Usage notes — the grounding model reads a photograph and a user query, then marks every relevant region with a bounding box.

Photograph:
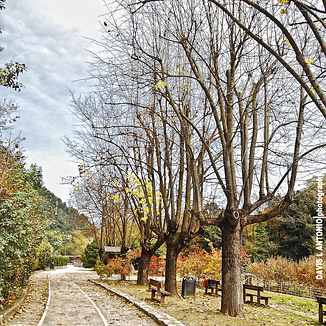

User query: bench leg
[319,302,323,324]
[160,294,165,304]
[245,294,254,304]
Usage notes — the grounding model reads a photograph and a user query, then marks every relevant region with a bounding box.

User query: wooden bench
[243,284,271,306]
[317,296,326,324]
[203,279,222,296]
[146,279,171,303]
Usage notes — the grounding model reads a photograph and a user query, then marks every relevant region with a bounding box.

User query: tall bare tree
[67,0,325,317]
[107,0,326,316]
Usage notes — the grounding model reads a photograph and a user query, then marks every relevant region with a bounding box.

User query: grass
[267,292,319,315]
[100,280,321,326]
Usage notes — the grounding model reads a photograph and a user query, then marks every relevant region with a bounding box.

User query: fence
[244,274,326,299]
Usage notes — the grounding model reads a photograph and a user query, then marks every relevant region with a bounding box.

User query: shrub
[105,256,130,276]
[95,261,107,279]
[37,241,53,270]
[177,241,250,280]
[177,245,212,280]
[149,254,166,276]
[50,255,69,266]
[246,255,326,288]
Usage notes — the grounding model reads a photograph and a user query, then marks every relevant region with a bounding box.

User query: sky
[0,0,107,202]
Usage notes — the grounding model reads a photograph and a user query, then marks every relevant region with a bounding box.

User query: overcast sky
[0,0,107,202]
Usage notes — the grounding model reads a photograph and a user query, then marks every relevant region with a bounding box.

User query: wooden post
[319,300,323,324]
[257,288,261,306]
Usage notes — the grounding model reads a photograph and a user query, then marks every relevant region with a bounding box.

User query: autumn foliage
[246,255,326,288]
[95,257,130,279]
[96,241,251,281]
[177,242,250,280]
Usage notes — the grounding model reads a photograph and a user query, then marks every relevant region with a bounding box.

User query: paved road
[5,266,157,326]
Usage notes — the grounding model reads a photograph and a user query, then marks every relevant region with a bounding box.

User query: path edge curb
[37,273,51,326]
[0,284,29,323]
[88,279,185,326]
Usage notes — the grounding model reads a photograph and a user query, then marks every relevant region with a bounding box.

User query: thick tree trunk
[221,211,243,317]
[137,246,152,285]
[165,236,181,296]
[137,236,165,285]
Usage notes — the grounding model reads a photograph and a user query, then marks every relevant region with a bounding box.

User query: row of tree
[66,0,326,317]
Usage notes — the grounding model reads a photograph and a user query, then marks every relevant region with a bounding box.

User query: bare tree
[67,0,325,317]
[105,0,326,316]
[208,0,326,120]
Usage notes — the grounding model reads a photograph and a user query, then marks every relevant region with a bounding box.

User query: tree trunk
[221,210,243,317]
[137,246,152,285]
[165,236,181,296]
[99,247,106,264]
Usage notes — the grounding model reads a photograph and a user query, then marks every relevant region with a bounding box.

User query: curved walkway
[3,266,170,326]
[38,270,107,326]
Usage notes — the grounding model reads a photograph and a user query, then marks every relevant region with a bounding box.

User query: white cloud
[0,0,105,201]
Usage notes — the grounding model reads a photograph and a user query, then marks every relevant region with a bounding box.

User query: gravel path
[72,279,158,326]
[3,266,158,326]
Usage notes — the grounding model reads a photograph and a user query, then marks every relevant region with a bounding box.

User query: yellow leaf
[280,8,287,14]
[305,58,314,64]
[307,86,316,97]
[183,83,188,89]
[282,39,291,47]
[180,70,184,74]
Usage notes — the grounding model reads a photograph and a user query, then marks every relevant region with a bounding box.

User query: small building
[74,254,83,267]
[104,246,122,259]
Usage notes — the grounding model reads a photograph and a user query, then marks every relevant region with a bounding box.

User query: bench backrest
[243,284,263,291]
[148,279,161,290]
[317,296,326,304]
[208,279,220,286]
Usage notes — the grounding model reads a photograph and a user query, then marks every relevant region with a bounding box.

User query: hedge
[50,255,69,266]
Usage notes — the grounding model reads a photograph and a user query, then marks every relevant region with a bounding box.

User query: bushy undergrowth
[95,242,251,281]
[177,242,250,280]
[95,256,130,279]
[246,255,326,288]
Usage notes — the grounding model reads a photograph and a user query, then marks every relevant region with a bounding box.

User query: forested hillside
[0,143,87,304]
[41,187,89,257]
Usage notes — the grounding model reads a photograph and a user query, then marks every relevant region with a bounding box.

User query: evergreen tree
[82,240,99,268]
